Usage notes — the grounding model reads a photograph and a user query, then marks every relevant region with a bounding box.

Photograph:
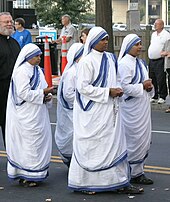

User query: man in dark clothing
[0,12,20,147]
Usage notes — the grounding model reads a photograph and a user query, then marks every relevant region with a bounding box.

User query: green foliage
[31,0,93,28]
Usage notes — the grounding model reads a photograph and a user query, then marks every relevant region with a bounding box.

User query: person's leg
[149,60,158,99]
[156,59,168,100]
[0,80,10,147]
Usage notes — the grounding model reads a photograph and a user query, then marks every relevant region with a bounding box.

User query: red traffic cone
[44,36,53,87]
[61,36,68,74]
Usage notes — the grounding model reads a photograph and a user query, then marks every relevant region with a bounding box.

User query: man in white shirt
[148,19,170,104]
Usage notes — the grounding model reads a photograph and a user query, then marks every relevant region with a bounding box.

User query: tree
[95,0,114,52]
[31,0,92,28]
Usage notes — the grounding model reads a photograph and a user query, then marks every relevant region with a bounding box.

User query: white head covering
[64,42,84,73]
[83,26,108,56]
[118,34,141,62]
[12,43,42,76]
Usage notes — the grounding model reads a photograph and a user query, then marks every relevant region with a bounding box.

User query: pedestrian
[5,43,54,187]
[54,14,76,50]
[55,42,84,167]
[161,39,170,112]
[79,28,90,44]
[148,19,170,104]
[118,33,154,185]
[0,12,20,147]
[68,27,143,194]
[12,17,32,48]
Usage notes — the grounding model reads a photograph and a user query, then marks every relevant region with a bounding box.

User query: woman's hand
[143,79,153,92]
[43,86,54,95]
[109,88,123,98]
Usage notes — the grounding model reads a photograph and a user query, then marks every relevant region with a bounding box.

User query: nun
[117,34,154,185]
[6,43,53,187]
[68,27,143,194]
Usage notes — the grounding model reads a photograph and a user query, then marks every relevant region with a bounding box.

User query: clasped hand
[43,86,54,103]
[109,88,123,98]
[143,79,153,92]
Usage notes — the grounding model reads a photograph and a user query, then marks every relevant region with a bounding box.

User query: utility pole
[0,0,7,12]
[95,0,114,52]
[126,0,140,30]
[0,0,14,13]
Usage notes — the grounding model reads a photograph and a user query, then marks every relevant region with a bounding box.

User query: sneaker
[157,98,165,104]
[150,98,157,103]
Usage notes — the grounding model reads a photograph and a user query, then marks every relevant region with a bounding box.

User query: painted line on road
[144,169,170,175]
[1,150,170,175]
[152,130,170,134]
[0,150,62,163]
[145,165,170,171]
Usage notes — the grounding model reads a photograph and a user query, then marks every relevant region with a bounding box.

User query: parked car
[112,23,126,31]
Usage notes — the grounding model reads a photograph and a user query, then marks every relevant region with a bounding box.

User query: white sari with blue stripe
[6,44,52,182]
[55,43,84,164]
[68,28,129,192]
[118,34,154,178]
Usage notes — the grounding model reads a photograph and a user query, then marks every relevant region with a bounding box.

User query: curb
[151,103,168,111]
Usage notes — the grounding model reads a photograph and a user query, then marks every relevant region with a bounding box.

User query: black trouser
[149,58,168,100]
[0,79,10,147]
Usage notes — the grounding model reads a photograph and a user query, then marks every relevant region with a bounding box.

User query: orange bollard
[44,36,52,87]
[61,36,68,74]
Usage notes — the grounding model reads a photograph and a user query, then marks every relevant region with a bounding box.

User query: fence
[113,27,152,64]
[29,27,153,75]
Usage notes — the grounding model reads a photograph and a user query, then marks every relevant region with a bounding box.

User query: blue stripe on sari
[74,46,84,62]
[124,37,141,56]
[76,52,109,111]
[74,151,128,172]
[87,31,108,55]
[68,180,130,193]
[8,156,49,173]
[60,81,73,110]
[110,53,118,74]
[125,58,145,102]
[26,49,42,61]
[12,65,40,106]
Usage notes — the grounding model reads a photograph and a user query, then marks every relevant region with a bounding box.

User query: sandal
[74,190,96,195]
[19,179,38,187]
[117,184,144,194]
[130,174,153,185]
[81,191,96,195]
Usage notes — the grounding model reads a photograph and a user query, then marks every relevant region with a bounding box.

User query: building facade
[13,0,32,8]
[113,0,169,25]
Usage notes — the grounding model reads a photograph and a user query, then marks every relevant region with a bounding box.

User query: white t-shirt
[148,29,170,59]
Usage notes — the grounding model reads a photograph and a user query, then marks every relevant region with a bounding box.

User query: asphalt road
[0,104,170,202]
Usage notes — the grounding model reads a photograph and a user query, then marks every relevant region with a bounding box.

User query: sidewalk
[151,102,168,111]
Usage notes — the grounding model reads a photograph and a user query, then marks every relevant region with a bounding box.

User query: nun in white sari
[6,43,53,187]
[55,43,84,167]
[118,34,154,185]
[68,27,144,194]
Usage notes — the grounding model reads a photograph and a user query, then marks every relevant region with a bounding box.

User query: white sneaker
[157,98,165,104]
[150,98,157,103]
